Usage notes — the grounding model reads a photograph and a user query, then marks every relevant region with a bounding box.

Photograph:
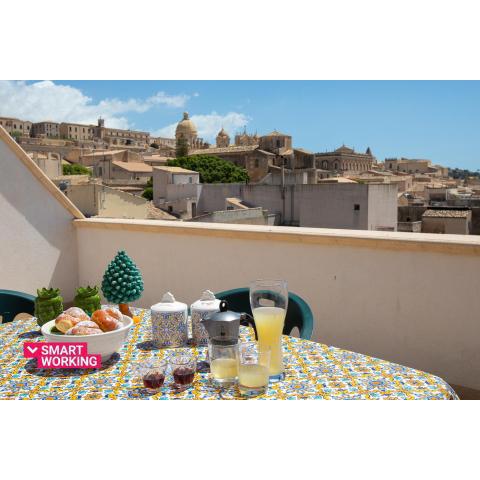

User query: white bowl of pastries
[41,307,133,361]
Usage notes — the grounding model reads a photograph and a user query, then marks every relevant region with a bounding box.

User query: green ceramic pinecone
[74,285,101,316]
[101,250,144,305]
[34,288,64,327]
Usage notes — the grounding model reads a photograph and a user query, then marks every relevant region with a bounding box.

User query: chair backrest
[0,290,36,324]
[215,288,314,340]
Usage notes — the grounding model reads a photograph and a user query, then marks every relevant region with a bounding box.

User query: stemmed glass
[249,279,288,382]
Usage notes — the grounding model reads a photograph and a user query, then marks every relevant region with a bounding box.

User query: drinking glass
[249,279,288,382]
[133,359,167,392]
[208,337,239,385]
[170,352,196,390]
[238,342,270,397]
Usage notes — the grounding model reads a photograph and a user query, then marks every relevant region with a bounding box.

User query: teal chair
[0,290,35,324]
[215,288,314,340]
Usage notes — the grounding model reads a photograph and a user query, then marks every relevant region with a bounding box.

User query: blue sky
[1,80,479,169]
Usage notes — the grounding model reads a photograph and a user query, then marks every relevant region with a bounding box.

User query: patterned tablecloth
[0,308,458,400]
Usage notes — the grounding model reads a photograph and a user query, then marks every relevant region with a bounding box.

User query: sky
[0,80,479,169]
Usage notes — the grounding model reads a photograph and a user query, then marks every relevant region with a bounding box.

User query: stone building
[385,158,432,174]
[315,145,375,173]
[216,128,230,147]
[190,125,316,183]
[175,112,207,149]
[59,122,96,141]
[31,121,60,138]
[422,209,471,234]
[0,117,32,136]
[234,128,259,146]
[384,157,447,177]
[153,166,200,218]
[94,118,149,147]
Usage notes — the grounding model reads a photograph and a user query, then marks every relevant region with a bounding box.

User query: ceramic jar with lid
[151,292,188,348]
[190,290,221,346]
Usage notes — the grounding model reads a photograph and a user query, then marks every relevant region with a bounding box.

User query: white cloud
[154,111,250,141]
[0,80,190,129]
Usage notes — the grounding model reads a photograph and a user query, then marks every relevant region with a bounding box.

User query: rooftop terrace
[1,125,480,397]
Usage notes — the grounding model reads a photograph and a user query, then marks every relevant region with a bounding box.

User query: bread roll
[75,320,100,329]
[105,307,122,322]
[55,313,80,333]
[91,310,122,332]
[63,307,89,322]
[66,326,103,335]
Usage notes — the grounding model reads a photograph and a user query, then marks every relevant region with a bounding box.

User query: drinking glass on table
[208,337,239,386]
[238,342,270,397]
[249,279,288,382]
[170,352,196,390]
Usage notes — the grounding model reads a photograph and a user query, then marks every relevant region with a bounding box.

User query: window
[168,206,173,213]
[255,159,260,168]
[276,140,281,148]
[189,177,192,183]
[354,204,360,211]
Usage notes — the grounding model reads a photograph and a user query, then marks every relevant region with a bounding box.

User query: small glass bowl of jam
[133,360,168,392]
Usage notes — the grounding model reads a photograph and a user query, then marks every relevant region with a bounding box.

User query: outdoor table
[0,308,458,400]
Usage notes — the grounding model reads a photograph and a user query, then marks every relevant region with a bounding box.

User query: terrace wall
[75,218,480,390]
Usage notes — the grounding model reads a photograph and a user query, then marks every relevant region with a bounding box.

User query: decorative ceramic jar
[151,292,188,348]
[190,290,221,346]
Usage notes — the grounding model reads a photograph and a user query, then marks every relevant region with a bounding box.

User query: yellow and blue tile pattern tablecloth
[0,308,458,400]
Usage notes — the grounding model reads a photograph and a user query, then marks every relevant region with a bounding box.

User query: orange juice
[253,306,285,376]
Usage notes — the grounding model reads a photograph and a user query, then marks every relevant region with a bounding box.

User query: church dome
[175,112,197,138]
[217,127,229,137]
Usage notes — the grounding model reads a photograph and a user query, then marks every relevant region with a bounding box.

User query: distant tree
[150,142,159,149]
[142,187,153,201]
[142,177,153,200]
[449,167,480,180]
[175,136,189,158]
[167,155,249,183]
[10,130,22,142]
[63,164,92,176]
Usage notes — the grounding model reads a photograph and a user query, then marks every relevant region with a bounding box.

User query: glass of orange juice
[249,279,288,382]
[238,342,270,397]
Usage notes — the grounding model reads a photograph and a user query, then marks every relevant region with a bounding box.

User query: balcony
[1,126,480,397]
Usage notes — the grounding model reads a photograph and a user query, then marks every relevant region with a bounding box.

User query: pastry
[91,309,122,332]
[63,307,89,322]
[55,313,83,333]
[66,326,103,335]
[74,320,100,329]
[104,307,122,322]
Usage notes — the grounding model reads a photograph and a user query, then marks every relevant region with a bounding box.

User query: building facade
[0,117,32,136]
[95,118,150,147]
[216,128,230,147]
[175,112,207,149]
[31,121,60,138]
[59,122,96,141]
[315,145,375,173]
[385,158,432,174]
